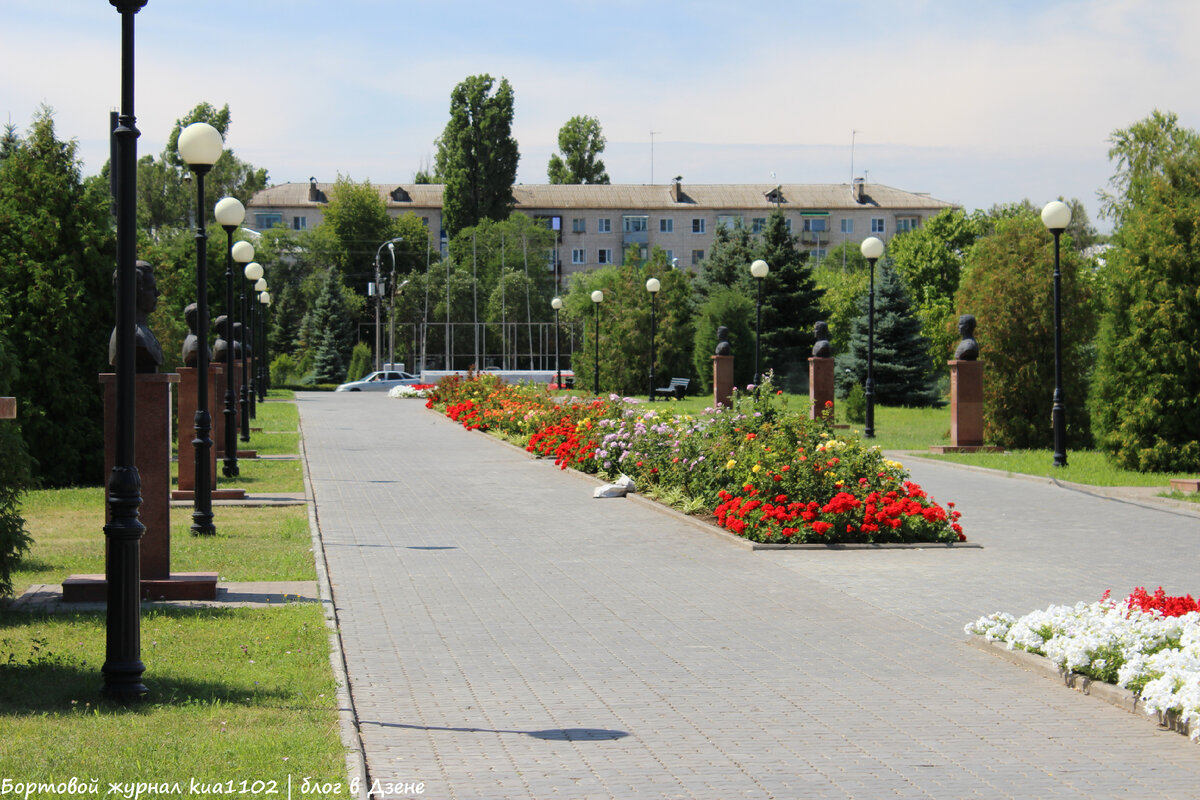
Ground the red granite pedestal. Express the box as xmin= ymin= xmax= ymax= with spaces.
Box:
xmin=173 ymin=365 xmax=244 ymax=501
xmin=809 ymin=357 xmax=835 ymax=421
xmin=712 ymin=355 xmax=733 ymax=409
xmin=0 ymin=397 xmax=14 ymax=419
xmin=63 ymin=373 xmax=217 ymax=602
xmin=929 ymin=360 xmax=1004 ymax=454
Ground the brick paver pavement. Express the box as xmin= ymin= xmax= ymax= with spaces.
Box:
xmin=298 ymin=392 xmax=1200 ymax=800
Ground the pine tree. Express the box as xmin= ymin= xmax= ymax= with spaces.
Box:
xmin=757 ymin=210 xmax=824 ymax=390
xmin=302 ymin=269 xmax=355 ymax=384
xmin=836 ymin=265 xmax=936 ymax=406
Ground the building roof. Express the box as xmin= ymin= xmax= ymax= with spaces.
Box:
xmin=248 ymin=181 xmax=956 ymax=213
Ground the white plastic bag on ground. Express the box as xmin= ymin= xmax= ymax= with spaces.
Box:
xmin=593 ymin=474 xmax=636 ymax=498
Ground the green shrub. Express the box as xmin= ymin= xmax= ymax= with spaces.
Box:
xmin=844 ymin=382 xmax=866 ymax=424
xmin=270 ymin=353 xmax=301 ymax=387
xmin=346 ymin=342 xmax=373 ymax=382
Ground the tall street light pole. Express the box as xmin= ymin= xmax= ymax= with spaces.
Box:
xmin=750 ymin=259 xmax=769 ymax=391
xmin=860 ymin=236 xmax=885 ymax=439
xmin=214 ymin=197 xmax=244 ymax=478
xmin=258 ymin=289 xmax=271 ymax=397
xmin=551 ymin=297 xmax=563 ymax=389
xmin=178 ymin=122 xmax=224 ymax=536
xmin=646 ymin=277 xmax=660 ymax=401
xmin=591 ymin=290 xmax=604 ymax=395
xmin=242 ymin=260 xmax=264 ymax=432
xmin=103 ymin=0 xmax=149 ymax=704
xmin=1042 ymin=200 xmax=1072 ymax=468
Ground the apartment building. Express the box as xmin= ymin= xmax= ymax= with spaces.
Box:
xmin=245 ymin=178 xmax=956 ymax=275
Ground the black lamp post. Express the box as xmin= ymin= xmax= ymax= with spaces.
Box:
xmin=258 ymin=289 xmax=271 ymax=398
xmin=551 ymin=296 xmax=563 ymax=389
xmin=103 ymin=0 xmax=149 ymax=704
xmin=860 ymin=236 xmax=885 ymax=439
xmin=591 ymin=289 xmax=603 ymax=395
xmin=178 ymin=121 xmax=224 ymax=536
xmin=1042 ymin=200 xmax=1072 ymax=468
xmin=750 ymin=259 xmax=769 ymax=390
xmin=243 ymin=260 xmax=264 ymax=426
xmin=214 ymin=197 xmax=244 ymax=477
xmin=646 ymin=277 xmax=660 ymax=401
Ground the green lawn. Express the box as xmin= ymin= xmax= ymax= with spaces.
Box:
xmin=1 ymin=396 xmax=351 ymax=799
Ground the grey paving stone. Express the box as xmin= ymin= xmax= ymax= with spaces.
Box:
xmin=298 ymin=392 xmax=1200 ymax=800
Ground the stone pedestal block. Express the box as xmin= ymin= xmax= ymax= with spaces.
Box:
xmin=62 ymin=374 xmax=217 ymax=602
xmin=0 ymin=397 xmax=14 ymax=419
xmin=809 ymin=357 xmax=835 ymax=421
xmin=175 ymin=366 xmax=220 ymax=493
xmin=929 ymin=360 xmax=1003 ymax=453
xmin=712 ymin=355 xmax=733 ymax=409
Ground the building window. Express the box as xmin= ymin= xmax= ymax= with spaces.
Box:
xmin=812 ymin=249 xmax=827 ymax=261
xmin=598 ymin=218 xmax=612 ymax=233
xmin=598 ymin=248 xmax=613 ymax=264
xmin=691 ymin=249 xmax=705 ymax=265
xmin=572 ymin=249 xmax=586 ymax=265
xmin=785 ymin=218 xmax=793 ymax=232
xmin=691 ymin=218 xmax=706 ymax=234
xmin=716 ymin=214 xmax=742 ymax=230
xmin=623 ymin=215 xmax=648 ymax=233
xmin=871 ymin=217 xmax=886 ymax=234
xmin=897 ymin=217 xmax=921 ymax=233
xmin=663 ymin=249 xmax=674 ymax=263
xmin=803 ymin=217 xmax=827 ymax=233
xmin=572 ymin=218 xmax=586 ymax=234
xmin=840 ymin=218 xmax=854 ymax=234
xmin=292 ymin=216 xmax=307 ymax=231
xmin=751 ymin=217 xmax=767 ymax=233
xmin=659 ymin=218 xmax=673 ymax=233
xmin=255 ymin=213 xmax=282 ymax=229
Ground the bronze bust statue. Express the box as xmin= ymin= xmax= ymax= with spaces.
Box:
xmin=213 ymin=315 xmax=241 ymax=361
xmin=812 ymin=321 xmax=832 ymax=358
xmin=714 ymin=326 xmax=732 ymax=356
xmin=108 ymin=260 xmax=164 ymax=373
xmin=182 ymin=302 xmax=210 ymax=367
xmin=954 ymin=314 xmax=979 ymax=361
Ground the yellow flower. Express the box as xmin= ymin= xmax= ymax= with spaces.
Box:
xmin=726 ymin=459 xmax=737 ymax=470
xmin=751 ymin=464 xmax=762 ymax=473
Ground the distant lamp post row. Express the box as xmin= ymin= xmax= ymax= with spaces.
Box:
xmin=214 ymin=196 xmax=244 ymax=479
xmin=243 ymin=260 xmax=265 ymax=437
xmin=859 ymin=236 xmax=885 ymax=439
xmin=1041 ymin=199 xmax=1072 ymax=468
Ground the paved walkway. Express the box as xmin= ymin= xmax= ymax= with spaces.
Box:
xmin=297 ymin=392 xmax=1200 ymax=800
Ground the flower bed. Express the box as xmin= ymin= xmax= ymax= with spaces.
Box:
xmin=423 ymin=374 xmax=964 ymax=545
xmin=388 ymin=384 xmax=437 ymax=399
xmin=966 ymin=588 xmax=1200 ymax=739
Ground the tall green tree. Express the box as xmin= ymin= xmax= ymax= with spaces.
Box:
xmin=0 ymin=108 xmax=114 ymax=485
xmin=547 ymin=115 xmax=610 ymax=185
xmin=1090 ymin=114 xmax=1200 ymax=471
xmin=0 ymin=329 xmax=33 ymax=597
xmin=812 ymin=242 xmax=869 ymax=356
xmin=303 ymin=268 xmax=357 ymax=384
xmin=756 ymin=210 xmax=824 ymax=390
xmin=311 ymin=175 xmax=401 ymax=276
xmin=1100 ymin=109 xmax=1200 ymax=227
xmin=692 ymin=288 xmax=755 ymax=394
xmin=435 ymin=75 xmax=520 ymax=236
xmin=836 ymin=265 xmax=937 ymax=406
xmin=956 ymin=210 xmax=1096 ymax=448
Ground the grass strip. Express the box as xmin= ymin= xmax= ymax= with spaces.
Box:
xmin=0 ymin=604 xmax=347 ymax=797
xmin=916 ymin=448 xmax=1195 ymax=488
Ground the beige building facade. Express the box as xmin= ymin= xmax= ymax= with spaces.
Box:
xmin=245 ymin=178 xmax=957 ymax=276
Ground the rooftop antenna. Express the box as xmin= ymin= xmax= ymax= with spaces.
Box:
xmin=850 ymin=129 xmax=859 ymax=182
xmin=650 ymin=131 xmax=660 ymax=184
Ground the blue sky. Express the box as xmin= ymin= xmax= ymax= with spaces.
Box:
xmin=5 ymin=1 xmax=1199 ymax=232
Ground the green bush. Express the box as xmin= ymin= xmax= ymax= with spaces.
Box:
xmin=270 ymin=353 xmax=301 ymax=387
xmin=346 ymin=342 xmax=373 ymax=382
xmin=844 ymin=382 xmax=866 ymax=424
xmin=1090 ymin=163 xmax=1200 ymax=471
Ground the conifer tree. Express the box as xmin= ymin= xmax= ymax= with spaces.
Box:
xmin=836 ymin=265 xmax=936 ymax=406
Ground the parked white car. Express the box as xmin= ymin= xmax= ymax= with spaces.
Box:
xmin=335 ymin=370 xmax=421 ymax=392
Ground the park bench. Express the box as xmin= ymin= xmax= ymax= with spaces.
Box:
xmin=655 ymin=377 xmax=690 ymax=400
